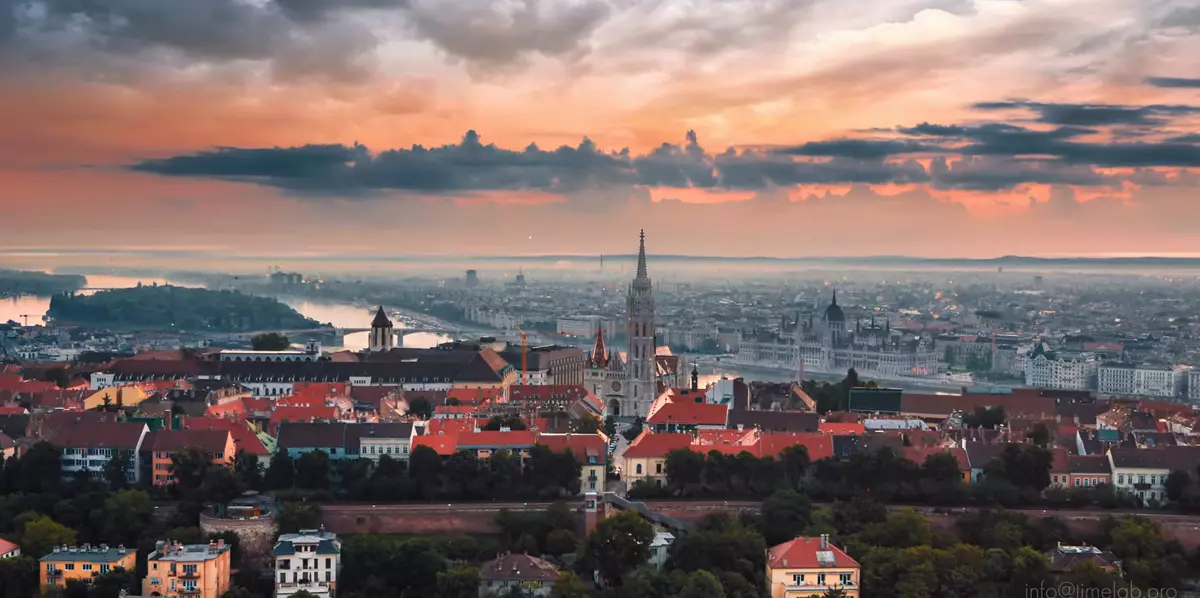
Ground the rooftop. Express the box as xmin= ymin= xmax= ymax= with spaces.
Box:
xmin=768 ymin=535 xmax=859 ymax=570
xmin=149 ymin=540 xmax=230 ymax=562
xmin=41 ymin=545 xmax=135 ymax=563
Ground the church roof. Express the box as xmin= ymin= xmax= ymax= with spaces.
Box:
xmin=371 ymin=306 xmax=393 ymax=328
xmin=824 ymin=291 xmax=845 ymax=322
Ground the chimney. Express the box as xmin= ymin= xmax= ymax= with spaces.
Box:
xmin=820 ymin=534 xmax=829 ymax=549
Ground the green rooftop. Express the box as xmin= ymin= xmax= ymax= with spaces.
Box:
xmin=41 ymin=546 xmax=135 ymax=563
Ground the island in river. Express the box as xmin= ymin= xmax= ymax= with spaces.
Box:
xmin=0 ymin=269 xmax=86 ymax=298
xmin=47 ymin=285 xmax=325 ymax=332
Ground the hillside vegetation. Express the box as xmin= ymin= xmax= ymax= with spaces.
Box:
xmin=48 ymin=285 xmax=322 ymax=332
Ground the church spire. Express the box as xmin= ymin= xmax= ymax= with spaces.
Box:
xmin=636 ymin=229 xmax=648 ymax=279
xmin=591 ymin=322 xmax=609 ymax=368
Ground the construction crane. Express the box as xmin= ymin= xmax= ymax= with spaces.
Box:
xmin=18 ymin=314 xmax=31 ymax=327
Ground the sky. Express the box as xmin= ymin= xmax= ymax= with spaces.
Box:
xmin=2 ymin=0 xmax=1199 ymax=259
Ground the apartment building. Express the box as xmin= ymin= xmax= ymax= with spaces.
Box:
xmin=40 ymin=545 xmax=137 ymax=591
xmin=143 ymin=539 xmax=232 ymax=598
xmin=1099 ymin=363 xmax=1189 ymax=398
xmin=766 ymin=535 xmax=861 ymax=598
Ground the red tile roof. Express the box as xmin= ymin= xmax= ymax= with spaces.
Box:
xmin=646 ymin=401 xmax=728 ymax=426
xmin=758 ymin=432 xmax=834 ymax=460
xmin=768 ymin=537 xmax=860 ymax=569
xmin=819 ymin=422 xmax=866 ymax=435
xmin=180 ymin=416 xmax=269 ymax=456
xmin=268 ymin=405 xmax=338 ymax=434
xmin=1050 ymin=447 xmax=1070 ymax=473
xmin=455 ymin=430 xmax=537 ymax=448
xmin=147 ymin=429 xmax=231 ymax=454
xmin=622 ymin=431 xmax=692 ymax=459
xmin=425 ymin=418 xmax=489 ymax=438
xmin=535 ymin=432 xmax=607 ymax=465
xmin=447 ymin=387 xmax=503 ymax=405
xmin=904 ymin=446 xmax=969 ymax=470
xmin=412 ymin=435 xmax=457 ymax=455
xmin=0 ymin=406 xmax=28 ymax=415
xmin=42 ymin=420 xmax=146 ymax=450
xmin=0 ymin=537 xmax=19 ymax=556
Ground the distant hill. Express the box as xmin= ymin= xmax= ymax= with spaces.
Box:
xmin=0 ymin=269 xmax=86 ymax=297
xmin=48 ymin=285 xmax=323 ymax=332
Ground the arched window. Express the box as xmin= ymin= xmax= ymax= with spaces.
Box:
xmin=636 ymin=464 xmax=642 ymax=474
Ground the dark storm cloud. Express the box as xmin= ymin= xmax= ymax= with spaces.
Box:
xmin=1146 ymin=77 xmax=1200 ymax=89
xmin=131 ymin=115 xmax=1200 ymax=197
xmin=973 ymin=100 xmax=1200 ymax=126
xmin=274 ymin=0 xmax=410 ymax=23
xmin=777 ymin=139 xmax=942 ymax=159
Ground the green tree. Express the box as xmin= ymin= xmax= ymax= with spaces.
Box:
xmin=545 ymin=529 xmax=579 ymax=556
xmin=409 ymin=445 xmax=443 ymax=499
xmin=233 ymin=450 xmax=264 ymax=491
xmin=778 ymin=445 xmax=811 ymax=490
xmin=678 ymin=570 xmax=724 ymax=598
xmin=575 ymin=415 xmax=601 ymax=434
xmin=822 ymin=589 xmax=848 ymax=598
xmin=277 ymin=502 xmax=321 ymax=534
xmin=435 ymin=566 xmax=481 ymax=598
xmin=101 ymin=490 xmax=153 ymax=548
xmin=1165 ymin=470 xmax=1191 ymax=502
xmin=103 ymin=450 xmax=130 ymax=490
xmin=621 ymin=418 xmax=644 ymax=443
xmin=251 ymin=332 xmax=290 ymax=350
xmin=550 ymin=571 xmax=590 ymax=598
xmin=89 ymin=567 xmax=138 ymax=598
xmin=17 ymin=442 xmax=62 ymax=494
xmin=760 ymin=490 xmax=813 ymax=546
xmin=664 ymin=450 xmax=704 ymax=496
xmin=169 ymin=446 xmax=213 ymax=496
xmin=482 ymin=415 xmax=527 ymax=431
xmin=265 ymin=452 xmax=296 ymax=490
xmin=220 ymin=587 xmax=253 ymax=598
xmin=1025 ymin=422 xmax=1051 ymax=448
xmin=0 ymin=556 xmax=39 ymax=598
xmin=295 ymin=450 xmax=331 ymax=489
xmin=200 ymin=464 xmax=244 ymax=506
xmin=581 ymin=509 xmax=655 ymax=586
xmin=408 ymin=397 xmax=434 ymax=420
xmin=603 ymin=416 xmax=617 ymax=439
xmin=20 ymin=515 xmax=77 ymax=559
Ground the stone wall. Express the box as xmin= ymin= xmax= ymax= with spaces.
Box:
xmin=200 ymin=513 xmax=277 ymax=566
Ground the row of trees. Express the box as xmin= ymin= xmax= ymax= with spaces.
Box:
xmin=47 ymin=286 xmax=322 ymax=331
xmin=262 ymin=444 xmax=583 ymax=501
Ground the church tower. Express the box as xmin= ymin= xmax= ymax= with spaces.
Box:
xmin=369 ymin=306 xmax=395 ymax=352
xmin=626 ymin=230 xmax=657 ymax=418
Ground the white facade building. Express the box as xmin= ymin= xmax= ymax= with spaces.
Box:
xmin=1099 ymin=363 xmax=1187 ymax=398
xmin=1191 ymin=370 xmax=1200 ymax=402
xmin=1025 ymin=347 xmax=1098 ymax=391
xmin=273 ymin=528 xmax=341 ymax=598
xmin=558 ymin=316 xmax=620 ymax=338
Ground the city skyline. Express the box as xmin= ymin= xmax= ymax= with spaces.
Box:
xmin=2 ymin=0 xmax=1200 ymax=257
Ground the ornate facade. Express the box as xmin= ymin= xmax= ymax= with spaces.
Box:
xmin=735 ymin=292 xmax=940 ymax=379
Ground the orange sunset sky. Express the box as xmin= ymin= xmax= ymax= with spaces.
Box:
xmin=1 ymin=0 xmax=1199 ymax=257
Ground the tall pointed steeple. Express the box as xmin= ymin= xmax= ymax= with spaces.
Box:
xmin=591 ymin=323 xmax=609 ymax=368
xmin=636 ymin=229 xmax=648 ymax=279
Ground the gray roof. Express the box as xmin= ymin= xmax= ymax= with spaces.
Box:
xmin=277 ymin=422 xmax=414 ymax=452
xmin=274 ymin=529 xmax=340 ymax=556
xmin=41 ymin=546 xmax=134 ymax=563
xmin=149 ymin=542 xmax=231 ymax=563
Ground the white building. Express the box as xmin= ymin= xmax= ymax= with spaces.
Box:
xmin=1025 ymin=347 xmax=1098 ymax=391
xmin=1100 ymin=364 xmax=1189 ymax=398
xmin=558 ymin=316 xmax=620 ymax=338
xmin=273 ymin=528 xmax=341 ymax=598
xmin=219 ymin=341 xmax=321 ymax=363
xmin=356 ymin=423 xmax=416 ymax=462
xmin=1189 ymin=370 xmax=1200 ymax=402
xmin=47 ymin=421 xmax=149 ymax=484
xmin=648 ymin=532 xmax=675 ymax=569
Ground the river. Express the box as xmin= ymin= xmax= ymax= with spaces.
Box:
xmin=0 ymin=275 xmax=451 ymax=351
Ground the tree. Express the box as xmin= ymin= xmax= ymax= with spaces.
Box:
xmin=603 ymin=416 xmax=617 ymax=439
xmin=760 ymin=490 xmax=813 ymax=546
xmin=17 ymin=442 xmax=62 ymax=494
xmin=40 ymin=367 xmax=70 ymax=389
xmin=233 ymin=450 xmax=264 ymax=491
xmin=220 ymin=588 xmax=254 ymax=598
xmin=621 ymin=418 xmax=644 ymax=443
xmin=0 ymin=556 xmax=39 ymax=598
xmin=822 ymin=588 xmax=848 ymax=598
xmin=103 ymin=451 xmax=130 ymax=490
xmin=664 ymin=450 xmax=704 ymax=496
xmin=101 ymin=490 xmax=153 ymax=548
xmin=550 ymin=571 xmax=590 ymax=598
xmin=408 ymin=397 xmax=434 ymax=420
xmin=482 ymin=415 xmax=527 ymax=431
xmin=581 ymin=509 xmax=655 ymax=586
xmin=778 ymin=445 xmax=811 ymax=490
xmin=1165 ymin=470 xmax=1191 ymax=502
xmin=409 ymin=445 xmax=443 ymax=498
xmin=200 ymin=464 xmax=244 ymax=506
xmin=1025 ymin=423 xmax=1051 ymax=448
xmin=89 ymin=567 xmax=138 ymax=598
xmin=678 ymin=570 xmax=725 ymax=598
xmin=295 ymin=450 xmax=331 ymax=489
xmin=545 ymin=529 xmax=579 ymax=556
xmin=575 ymin=415 xmax=601 ymax=434
xmin=170 ymin=446 xmax=213 ymax=496
xmin=265 ymin=452 xmax=296 ymax=490
xmin=277 ymin=502 xmax=321 ymax=534
xmin=250 ymin=332 xmax=290 ymax=351
xmin=435 ymin=566 xmax=481 ymax=598
xmin=20 ymin=515 xmax=77 ymax=559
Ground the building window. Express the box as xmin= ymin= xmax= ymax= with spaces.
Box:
xmin=100 ymin=565 xmax=110 ymax=574
xmin=326 ymin=558 xmax=331 ymax=568
xmin=636 ymin=464 xmax=642 ymax=475
xmin=792 ymin=574 xmax=805 ymax=585
xmin=656 ymin=463 xmax=662 ymax=474
xmin=1139 ymin=475 xmax=1146 ymax=484
xmin=817 ymin=573 xmax=826 ymax=585
xmin=82 ymin=564 xmax=91 ymax=571
xmin=1118 ymin=474 xmax=1124 ymax=484
xmin=840 ymin=573 xmax=852 ymax=585
xmin=65 ymin=564 xmax=74 ymax=571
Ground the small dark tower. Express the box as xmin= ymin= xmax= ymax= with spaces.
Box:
xmin=691 ymin=365 xmax=699 ymax=391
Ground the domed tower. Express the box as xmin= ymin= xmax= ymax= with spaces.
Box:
xmin=823 ymin=291 xmax=846 ymax=346
xmin=369 ymin=306 xmax=394 ymax=352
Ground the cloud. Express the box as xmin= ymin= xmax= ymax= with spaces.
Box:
xmin=1146 ymin=77 xmax=1200 ymax=89
xmin=972 ymin=100 xmax=1200 ymax=126
xmin=274 ymin=0 xmax=410 ymax=23
xmin=404 ymin=0 xmax=611 ymax=65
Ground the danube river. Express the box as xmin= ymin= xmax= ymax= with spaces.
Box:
xmin=0 ymin=275 xmax=450 ymax=351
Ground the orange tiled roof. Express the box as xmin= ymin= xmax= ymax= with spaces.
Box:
xmin=768 ymin=537 xmax=859 ymax=569
xmin=819 ymin=422 xmax=866 ymax=435
xmin=412 ymin=435 xmax=457 ymax=456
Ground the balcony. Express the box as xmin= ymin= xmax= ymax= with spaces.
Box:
xmin=1133 ymin=482 xmax=1152 ymax=490
xmin=178 ymin=587 xmax=201 ymax=596
xmin=178 ymin=570 xmax=201 ymax=579
xmin=46 ymin=570 xmax=63 ymax=578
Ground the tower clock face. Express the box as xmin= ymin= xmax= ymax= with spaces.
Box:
xmin=611 ymin=381 xmax=622 ymax=392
